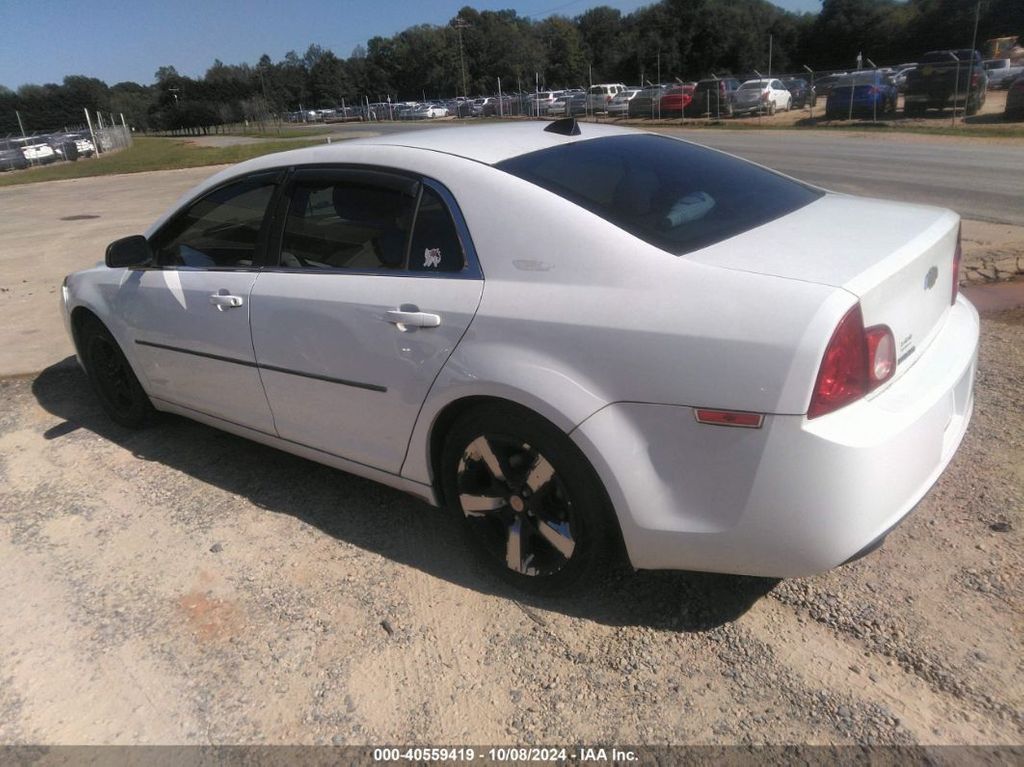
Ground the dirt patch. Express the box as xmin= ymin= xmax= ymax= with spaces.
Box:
xmin=960 ymin=221 xmax=1024 ymax=284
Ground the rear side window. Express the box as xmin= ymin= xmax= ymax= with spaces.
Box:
xmin=278 ymin=175 xmax=417 ymax=271
xmin=496 ymin=134 xmax=823 ymax=256
xmin=409 ymin=188 xmax=466 ymax=273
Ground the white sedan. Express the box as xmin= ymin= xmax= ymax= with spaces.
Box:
xmin=62 ymin=120 xmax=978 ymax=592
xmin=733 ymin=78 xmax=793 ymax=115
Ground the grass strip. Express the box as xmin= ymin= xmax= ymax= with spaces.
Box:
xmin=0 ymin=136 xmax=326 ymax=187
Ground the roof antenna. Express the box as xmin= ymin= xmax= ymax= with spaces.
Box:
xmin=544 ymin=117 xmax=581 ymax=136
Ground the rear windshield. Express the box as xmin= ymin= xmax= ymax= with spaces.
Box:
xmin=739 ymin=81 xmax=766 ymax=90
xmin=496 ymin=134 xmax=823 ymax=256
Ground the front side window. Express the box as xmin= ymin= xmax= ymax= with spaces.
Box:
xmin=278 ymin=175 xmax=417 ymax=271
xmin=151 ymin=176 xmax=276 ymax=268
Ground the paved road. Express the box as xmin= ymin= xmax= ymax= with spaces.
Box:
xmin=319 ymin=121 xmax=1024 ymax=225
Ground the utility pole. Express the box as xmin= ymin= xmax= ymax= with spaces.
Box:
xmin=453 ymin=17 xmax=470 ymax=97
xmin=803 ymin=64 xmax=815 ymax=120
xmin=960 ymin=0 xmax=981 ymax=128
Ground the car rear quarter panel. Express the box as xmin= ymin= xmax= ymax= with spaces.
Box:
xmin=396 ymin=154 xmax=850 ymax=486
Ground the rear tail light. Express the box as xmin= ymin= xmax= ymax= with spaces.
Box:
xmin=952 ymin=224 xmax=962 ymax=305
xmin=808 ymin=305 xmax=895 ymax=419
xmin=970 ymin=72 xmax=980 ymax=88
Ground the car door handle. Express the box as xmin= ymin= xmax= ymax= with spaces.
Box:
xmin=385 ymin=308 xmax=441 ymax=330
xmin=209 ymin=293 xmax=244 ymax=311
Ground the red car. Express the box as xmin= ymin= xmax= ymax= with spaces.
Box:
xmin=659 ymin=85 xmax=695 ymax=116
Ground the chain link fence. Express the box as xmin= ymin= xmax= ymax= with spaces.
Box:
xmin=1 ymin=108 xmax=132 ymax=173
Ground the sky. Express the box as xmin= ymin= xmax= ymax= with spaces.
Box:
xmin=0 ymin=0 xmax=823 ymax=90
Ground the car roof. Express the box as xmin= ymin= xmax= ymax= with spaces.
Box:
xmin=321 ymin=121 xmax=638 ymax=165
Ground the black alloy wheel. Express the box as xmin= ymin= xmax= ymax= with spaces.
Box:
xmin=81 ymin=318 xmax=154 ymax=428
xmin=442 ymin=405 xmax=617 ymax=593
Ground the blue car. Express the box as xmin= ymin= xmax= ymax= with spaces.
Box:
xmin=826 ymin=72 xmax=898 ymax=118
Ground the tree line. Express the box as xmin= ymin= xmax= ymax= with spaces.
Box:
xmin=2 ymin=0 xmax=1021 ymax=135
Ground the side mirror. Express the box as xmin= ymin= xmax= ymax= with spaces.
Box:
xmin=105 ymin=235 xmax=153 ymax=269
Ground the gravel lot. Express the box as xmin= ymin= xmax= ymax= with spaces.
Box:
xmin=0 ymin=127 xmax=1020 ymax=747
xmin=0 ymin=304 xmax=1020 ymax=745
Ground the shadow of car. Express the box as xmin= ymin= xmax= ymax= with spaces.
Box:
xmin=29 ymin=357 xmax=777 ymax=630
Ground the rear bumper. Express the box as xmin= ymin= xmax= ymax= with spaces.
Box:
xmin=571 ymin=296 xmax=979 ymax=578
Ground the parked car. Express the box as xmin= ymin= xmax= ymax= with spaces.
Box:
xmin=529 ymin=91 xmax=563 ymax=115
xmin=74 ymin=134 xmax=96 ymax=156
xmin=893 ymin=67 xmax=916 ymax=92
xmin=606 ymin=88 xmax=641 ymax=116
xmin=658 ymin=84 xmax=695 ymax=116
xmin=1005 ymin=75 xmax=1024 ymax=120
xmin=49 ymin=132 xmax=95 ymax=160
xmin=983 ymin=58 xmax=1024 ymax=89
xmin=446 ymin=99 xmax=474 ymax=118
xmin=813 ymin=73 xmax=848 ymax=101
xmin=825 ymin=71 xmax=899 ymax=118
xmin=691 ymin=78 xmax=741 ymax=117
xmin=62 ymin=122 xmax=978 ymax=592
xmin=49 ymin=136 xmax=80 ymax=162
xmin=12 ymin=137 xmax=57 ymax=164
xmin=732 ymin=78 xmax=792 ymax=115
xmin=904 ymin=49 xmax=987 ymax=116
xmin=547 ymin=96 xmax=567 ymax=117
xmin=586 ymin=83 xmax=627 ymax=113
xmin=408 ymin=103 xmax=449 ymax=119
xmin=782 ymin=77 xmax=816 ymax=108
xmin=549 ymin=92 xmax=587 ymax=117
xmin=470 ymin=98 xmax=494 ymax=117
xmin=0 ymin=144 xmax=29 ymax=171
xmin=627 ymin=85 xmax=670 ymax=117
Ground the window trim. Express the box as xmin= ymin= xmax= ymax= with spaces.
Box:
xmin=263 ymin=164 xmax=483 ymax=280
xmin=141 ymin=169 xmax=285 ymax=273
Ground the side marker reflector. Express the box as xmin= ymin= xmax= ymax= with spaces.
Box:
xmin=694 ymin=409 xmax=764 ymax=428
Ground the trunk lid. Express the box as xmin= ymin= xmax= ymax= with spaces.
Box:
xmin=686 ymin=193 xmax=960 ymax=379
xmin=734 ymin=88 xmax=764 ymax=105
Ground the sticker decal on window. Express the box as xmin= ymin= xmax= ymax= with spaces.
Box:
xmin=423 ymin=248 xmax=442 ymax=268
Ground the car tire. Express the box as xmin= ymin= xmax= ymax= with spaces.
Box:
xmin=80 ymin=317 xmax=155 ymax=429
xmin=441 ymin=403 xmax=619 ymax=594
